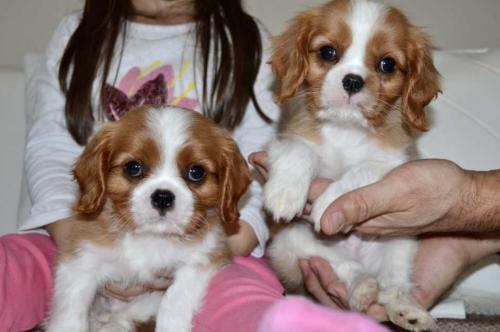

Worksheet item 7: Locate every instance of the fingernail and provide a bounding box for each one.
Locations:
[341,224,352,234]
[325,211,346,234]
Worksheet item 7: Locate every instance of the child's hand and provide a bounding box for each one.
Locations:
[102,273,173,302]
[227,220,259,256]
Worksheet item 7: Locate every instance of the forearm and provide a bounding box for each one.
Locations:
[227,220,258,256]
[45,218,72,249]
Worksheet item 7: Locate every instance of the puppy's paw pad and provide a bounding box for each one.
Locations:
[386,301,435,331]
[348,277,379,312]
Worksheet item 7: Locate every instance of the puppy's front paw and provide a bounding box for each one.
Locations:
[310,184,343,232]
[155,317,192,332]
[264,177,309,222]
[348,277,379,312]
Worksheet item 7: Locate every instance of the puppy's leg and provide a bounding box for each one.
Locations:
[95,292,163,332]
[268,223,312,294]
[46,258,101,332]
[377,239,435,332]
[269,223,377,311]
[155,264,219,332]
[265,137,318,222]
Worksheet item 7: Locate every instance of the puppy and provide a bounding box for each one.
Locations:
[46,106,250,332]
[264,0,440,331]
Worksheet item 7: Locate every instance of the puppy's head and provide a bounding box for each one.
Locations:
[271,0,440,131]
[73,106,251,236]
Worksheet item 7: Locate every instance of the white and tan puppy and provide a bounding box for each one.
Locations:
[46,106,250,332]
[264,0,440,331]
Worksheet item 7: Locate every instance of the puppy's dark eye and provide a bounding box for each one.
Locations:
[319,46,338,62]
[379,57,396,74]
[124,161,144,178]
[187,166,206,182]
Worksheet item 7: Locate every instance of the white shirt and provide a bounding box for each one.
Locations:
[20,13,278,257]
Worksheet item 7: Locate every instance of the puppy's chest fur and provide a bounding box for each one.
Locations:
[70,226,226,284]
[312,123,409,179]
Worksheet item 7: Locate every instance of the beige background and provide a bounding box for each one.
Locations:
[1,0,500,69]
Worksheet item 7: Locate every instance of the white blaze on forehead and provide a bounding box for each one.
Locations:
[146,107,192,175]
[129,107,195,234]
[342,0,386,73]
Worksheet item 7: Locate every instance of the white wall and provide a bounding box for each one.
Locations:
[1,0,500,69]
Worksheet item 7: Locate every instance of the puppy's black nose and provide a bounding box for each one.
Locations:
[342,74,365,96]
[151,190,175,215]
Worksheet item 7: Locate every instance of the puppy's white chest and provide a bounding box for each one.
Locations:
[314,124,407,178]
[314,125,369,177]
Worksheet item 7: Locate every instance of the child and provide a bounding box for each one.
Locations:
[0,1,390,331]
[0,0,285,330]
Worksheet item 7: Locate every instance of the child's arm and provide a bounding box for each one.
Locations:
[227,220,259,256]
[20,14,83,233]
[231,25,280,257]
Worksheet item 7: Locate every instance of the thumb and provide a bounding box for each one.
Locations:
[320,180,396,235]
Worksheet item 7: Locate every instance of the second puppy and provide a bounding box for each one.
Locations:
[264,0,440,331]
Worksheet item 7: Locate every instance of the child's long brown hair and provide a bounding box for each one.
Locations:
[59,0,269,145]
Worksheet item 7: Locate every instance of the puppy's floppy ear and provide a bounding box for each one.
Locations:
[271,13,315,104]
[217,134,251,229]
[401,26,441,131]
[73,124,116,219]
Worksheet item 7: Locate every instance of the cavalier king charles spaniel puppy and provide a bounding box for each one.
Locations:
[46,106,250,332]
[264,0,440,330]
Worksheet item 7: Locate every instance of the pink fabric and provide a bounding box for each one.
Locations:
[258,296,388,332]
[0,234,385,332]
[194,256,284,332]
[0,233,56,332]
[0,234,284,332]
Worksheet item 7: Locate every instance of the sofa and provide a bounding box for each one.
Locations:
[0,49,499,318]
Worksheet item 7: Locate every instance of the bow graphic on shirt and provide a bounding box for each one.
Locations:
[102,73,168,121]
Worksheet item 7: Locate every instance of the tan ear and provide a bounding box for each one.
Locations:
[401,27,441,131]
[217,136,251,230]
[270,13,314,104]
[72,124,115,219]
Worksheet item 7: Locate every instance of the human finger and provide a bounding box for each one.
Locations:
[248,151,269,180]
[319,180,399,235]
[308,257,348,308]
[102,283,147,301]
[299,259,343,309]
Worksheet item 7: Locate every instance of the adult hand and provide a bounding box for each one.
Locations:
[318,159,477,236]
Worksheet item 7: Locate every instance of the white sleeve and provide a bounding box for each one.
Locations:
[19,13,84,231]
[232,25,279,257]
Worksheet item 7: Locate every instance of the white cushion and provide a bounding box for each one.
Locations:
[419,48,500,170]
[418,48,500,299]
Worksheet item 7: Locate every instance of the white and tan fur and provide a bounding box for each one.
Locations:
[265,0,440,331]
[46,106,250,332]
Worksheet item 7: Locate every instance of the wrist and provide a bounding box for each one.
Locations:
[463,170,500,232]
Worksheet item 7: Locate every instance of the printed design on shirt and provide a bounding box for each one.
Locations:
[102,61,199,121]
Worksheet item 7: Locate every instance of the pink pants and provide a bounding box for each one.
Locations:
[0,233,386,332]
